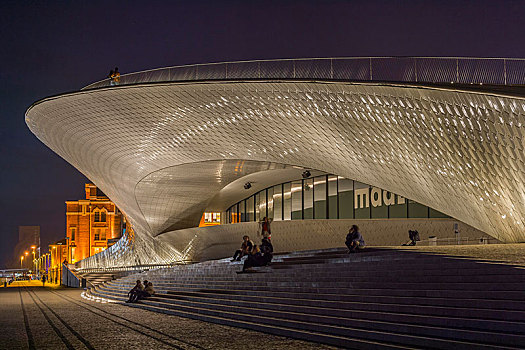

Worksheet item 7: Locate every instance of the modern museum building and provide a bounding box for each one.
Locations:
[26,57,525,269]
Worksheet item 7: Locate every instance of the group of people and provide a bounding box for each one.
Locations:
[127,279,155,303]
[108,67,120,85]
[231,217,274,273]
[232,220,369,272]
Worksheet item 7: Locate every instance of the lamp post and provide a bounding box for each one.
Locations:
[31,246,36,276]
[20,256,24,269]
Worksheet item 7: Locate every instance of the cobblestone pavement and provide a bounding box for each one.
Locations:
[396,243,525,266]
[0,281,338,350]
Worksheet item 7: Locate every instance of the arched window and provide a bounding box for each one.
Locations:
[100,210,107,222]
[94,211,100,222]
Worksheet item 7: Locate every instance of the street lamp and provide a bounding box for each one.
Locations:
[20,256,24,269]
[31,246,36,275]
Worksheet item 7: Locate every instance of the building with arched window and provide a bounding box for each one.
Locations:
[65,184,123,262]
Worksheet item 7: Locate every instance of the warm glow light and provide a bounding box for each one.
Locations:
[31,245,36,249]
[24,251,29,256]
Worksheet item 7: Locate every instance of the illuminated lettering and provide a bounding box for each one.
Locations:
[371,187,382,207]
[354,188,369,209]
[383,191,395,205]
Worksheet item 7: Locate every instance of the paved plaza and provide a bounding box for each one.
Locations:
[0,281,336,350]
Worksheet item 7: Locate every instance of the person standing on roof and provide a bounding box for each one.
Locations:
[112,67,121,85]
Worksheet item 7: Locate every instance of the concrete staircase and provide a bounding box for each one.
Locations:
[87,248,525,349]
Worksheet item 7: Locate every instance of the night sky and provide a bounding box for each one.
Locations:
[1,0,524,267]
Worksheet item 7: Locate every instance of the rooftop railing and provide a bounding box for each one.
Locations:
[83,57,525,90]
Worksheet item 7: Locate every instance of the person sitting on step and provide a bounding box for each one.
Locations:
[260,237,274,265]
[345,225,365,253]
[403,230,420,246]
[126,280,144,303]
[231,235,254,261]
[241,238,274,273]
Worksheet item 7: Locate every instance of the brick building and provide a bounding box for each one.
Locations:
[65,184,123,263]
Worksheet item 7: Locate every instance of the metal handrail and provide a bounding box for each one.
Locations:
[83,56,525,90]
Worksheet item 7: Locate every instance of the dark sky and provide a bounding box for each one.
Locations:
[1,0,524,267]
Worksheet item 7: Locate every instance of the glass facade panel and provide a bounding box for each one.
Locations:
[389,195,407,218]
[314,176,327,219]
[303,178,313,219]
[409,200,428,218]
[283,182,292,220]
[328,175,338,219]
[354,181,370,219]
[291,180,303,220]
[226,174,447,225]
[267,187,274,220]
[273,185,282,221]
[255,192,261,221]
[429,208,449,218]
[239,200,246,222]
[259,190,267,219]
[246,196,254,222]
[371,187,388,218]
[338,177,354,219]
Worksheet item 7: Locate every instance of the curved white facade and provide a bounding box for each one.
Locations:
[26,79,525,267]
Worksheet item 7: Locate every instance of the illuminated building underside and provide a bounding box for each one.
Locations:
[26,80,525,267]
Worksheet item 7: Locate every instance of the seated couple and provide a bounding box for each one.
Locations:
[127,280,155,303]
[241,237,273,273]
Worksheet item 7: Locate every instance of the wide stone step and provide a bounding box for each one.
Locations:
[105,279,525,296]
[101,286,525,322]
[114,270,525,285]
[91,287,525,340]
[105,273,525,290]
[87,289,516,350]
[95,283,525,314]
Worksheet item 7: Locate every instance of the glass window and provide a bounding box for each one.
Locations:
[94,211,100,222]
[101,229,106,241]
[314,176,327,219]
[273,185,282,221]
[239,200,246,222]
[234,204,240,223]
[227,208,232,224]
[101,211,107,222]
[94,228,100,241]
[258,190,267,220]
[255,192,261,221]
[389,194,407,218]
[70,227,76,241]
[339,177,354,219]
[371,187,388,218]
[246,196,254,222]
[354,181,369,219]
[303,178,313,219]
[429,208,449,218]
[283,182,292,220]
[291,181,302,220]
[408,199,428,218]
[328,175,338,219]
[267,187,274,220]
